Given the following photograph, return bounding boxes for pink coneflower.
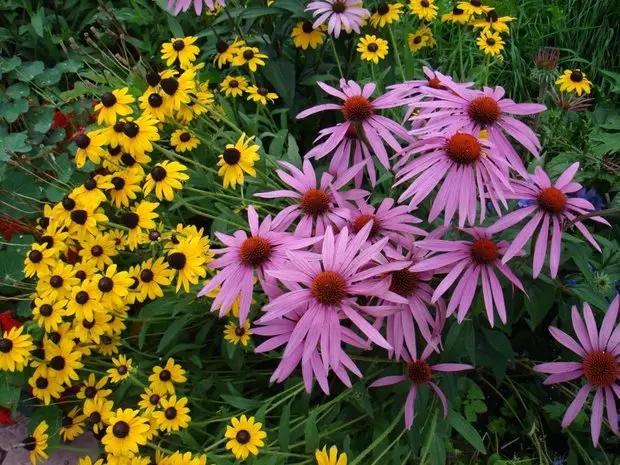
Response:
[534,298,619,446]
[197,206,318,324]
[393,131,512,226]
[370,343,473,428]
[167,0,224,14]
[488,162,609,278]
[257,224,411,388]
[306,0,370,38]
[411,227,524,326]
[253,308,370,394]
[386,67,474,103]
[297,79,411,171]
[409,84,546,176]
[255,159,367,237]
[347,198,426,247]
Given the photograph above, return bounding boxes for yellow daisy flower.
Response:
[120,115,160,158]
[161,37,200,69]
[74,174,113,205]
[138,388,166,414]
[73,310,111,344]
[170,129,200,152]
[167,236,208,293]
[66,279,103,321]
[409,0,437,20]
[214,38,245,68]
[108,169,143,207]
[471,10,514,34]
[139,89,173,122]
[77,374,112,403]
[107,354,134,383]
[73,261,97,283]
[225,415,267,460]
[95,88,135,126]
[94,264,133,309]
[160,69,196,111]
[217,132,260,189]
[357,35,389,64]
[102,408,150,457]
[22,421,48,465]
[79,233,119,270]
[60,406,87,441]
[315,445,348,465]
[143,161,189,201]
[137,257,173,300]
[556,69,592,96]
[152,395,191,432]
[291,21,326,49]
[39,221,71,255]
[148,358,186,395]
[100,120,128,152]
[370,2,403,28]
[221,75,249,98]
[83,397,114,435]
[476,30,505,56]
[36,261,79,301]
[121,201,160,250]
[457,0,492,16]
[29,365,64,405]
[66,207,109,241]
[24,242,56,278]
[0,326,35,372]
[246,85,279,105]
[223,319,252,346]
[231,46,268,72]
[32,297,68,333]
[441,5,471,23]
[46,339,83,385]
[74,130,107,168]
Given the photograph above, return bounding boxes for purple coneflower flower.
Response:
[197,206,318,324]
[534,297,619,446]
[257,224,411,389]
[488,162,609,278]
[393,131,512,226]
[370,342,473,428]
[255,159,367,237]
[297,79,411,172]
[306,0,370,38]
[411,227,524,326]
[409,84,546,176]
[347,198,426,247]
[167,0,224,15]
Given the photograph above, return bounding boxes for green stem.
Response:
[348,405,405,465]
[457,26,464,80]
[330,38,344,78]
[388,25,406,81]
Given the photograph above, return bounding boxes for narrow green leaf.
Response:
[447,411,487,454]
[156,314,191,354]
[278,402,291,452]
[304,411,319,453]
[220,394,263,410]
[31,7,44,37]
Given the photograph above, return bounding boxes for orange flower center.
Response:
[582,351,617,387]
[427,77,442,88]
[342,96,374,122]
[352,214,381,237]
[467,96,501,126]
[389,269,418,297]
[407,359,432,384]
[537,187,566,214]
[311,271,347,306]
[471,238,499,264]
[445,133,482,164]
[300,189,331,216]
[239,237,272,267]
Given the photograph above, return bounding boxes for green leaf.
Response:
[286,134,301,168]
[31,7,45,37]
[262,56,296,108]
[0,56,22,76]
[523,281,556,329]
[6,82,30,99]
[25,106,54,133]
[430,433,446,465]
[483,330,513,361]
[448,411,487,454]
[220,394,263,410]
[278,402,291,452]
[35,68,62,86]
[1,98,29,123]
[156,314,191,354]
[0,372,22,404]
[16,61,45,82]
[55,59,83,74]
[0,132,30,156]
[167,15,184,38]
[304,410,319,453]
[0,249,26,284]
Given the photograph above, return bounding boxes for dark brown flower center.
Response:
[123,122,140,138]
[148,93,163,108]
[172,39,185,51]
[407,359,432,384]
[161,77,179,96]
[168,252,187,270]
[240,237,272,267]
[368,43,379,53]
[342,96,374,122]
[413,36,422,44]
[29,249,43,263]
[140,269,154,283]
[216,40,229,53]
[377,2,390,15]
[389,269,418,297]
[421,0,430,7]
[582,351,617,387]
[467,96,501,126]
[76,270,87,281]
[84,178,97,190]
[445,133,482,164]
[236,430,251,444]
[471,238,499,264]
[302,20,314,33]
[243,49,254,60]
[486,38,496,46]
[179,132,191,142]
[537,187,566,213]
[570,70,583,82]
[151,165,167,182]
[0,339,13,353]
[62,196,76,211]
[113,421,130,438]
[91,245,104,257]
[487,10,498,21]
[311,271,347,306]
[98,277,114,293]
[23,436,37,451]
[234,327,246,336]
[89,412,101,424]
[49,355,66,370]
[48,332,61,344]
[113,122,125,133]
[453,6,464,14]
[146,71,161,87]
[228,79,239,89]
[117,365,128,375]
[75,290,90,305]
[159,369,171,381]
[50,275,63,288]
[165,407,177,420]
[101,92,117,108]
[149,394,160,405]
[122,212,140,229]
[300,189,331,216]
[149,230,161,242]
[257,87,269,96]
[85,386,97,398]
[471,0,482,6]
[352,214,381,237]
[121,153,136,167]
[36,377,48,389]
[82,319,95,329]
[74,134,90,149]
[223,148,241,165]
[70,209,88,225]
[39,304,53,317]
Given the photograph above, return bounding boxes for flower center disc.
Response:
[467,96,501,127]
[537,187,566,213]
[471,238,499,264]
[311,271,347,306]
[332,0,346,13]
[240,237,272,267]
[342,96,374,122]
[377,2,389,14]
[300,189,331,216]
[427,77,442,88]
[352,214,381,237]
[446,133,482,164]
[582,350,617,387]
[407,359,432,384]
[389,269,418,297]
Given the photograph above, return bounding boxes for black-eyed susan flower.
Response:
[137,257,173,300]
[167,236,208,292]
[43,322,73,349]
[231,46,268,72]
[120,116,160,158]
[160,70,196,111]
[108,229,128,251]
[36,262,79,301]
[214,38,245,68]
[79,233,118,270]
[476,30,505,56]
[139,89,172,122]
[408,29,429,52]
[29,366,63,405]
[67,279,102,322]
[217,132,260,189]
[22,421,48,465]
[291,21,326,49]
[152,395,191,432]
[74,130,107,168]
[107,354,134,383]
[161,37,200,69]
[77,374,112,403]
[138,388,165,414]
[221,75,249,98]
[74,174,113,205]
[0,326,35,371]
[143,161,189,201]
[148,358,186,395]
[66,207,109,240]
[46,339,83,385]
[168,452,207,465]
[119,152,151,175]
[101,121,128,153]
[556,69,592,96]
[225,415,266,460]
[79,457,105,465]
[457,0,492,16]
[102,408,150,457]
[108,169,143,208]
[95,88,135,126]
[471,10,514,33]
[223,320,252,346]
[409,0,437,20]
[441,5,470,23]
[102,144,124,172]
[315,445,348,465]
[38,221,70,256]
[60,407,87,441]
[73,262,96,284]
[83,397,114,435]
[121,201,160,250]
[73,310,111,344]
[187,81,215,117]
[32,297,67,333]
[370,2,403,27]
[50,194,81,226]
[24,243,56,278]
[95,264,133,309]
[246,86,279,105]
[170,129,200,152]
[97,333,120,356]
[357,35,389,64]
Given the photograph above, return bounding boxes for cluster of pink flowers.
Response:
[199,72,615,439]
